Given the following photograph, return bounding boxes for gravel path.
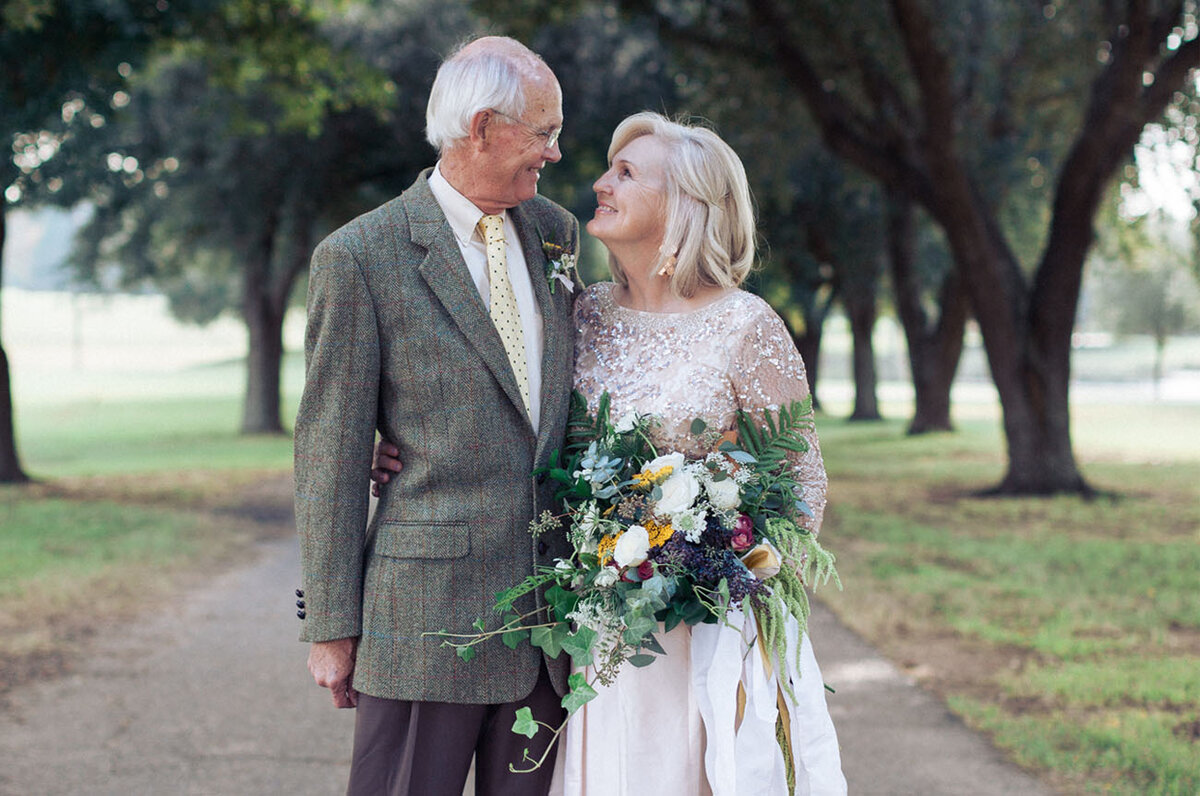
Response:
[0,522,1051,795]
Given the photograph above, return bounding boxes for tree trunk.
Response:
[240,199,313,435]
[885,191,966,434]
[844,284,881,421]
[793,319,824,412]
[242,296,286,434]
[240,211,286,435]
[0,204,31,483]
[780,259,837,413]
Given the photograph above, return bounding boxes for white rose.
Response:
[613,525,651,567]
[644,452,685,476]
[593,567,620,588]
[705,477,741,511]
[613,411,639,433]
[656,471,701,515]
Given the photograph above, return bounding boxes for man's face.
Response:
[476,75,563,210]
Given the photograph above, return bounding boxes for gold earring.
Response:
[657,246,677,277]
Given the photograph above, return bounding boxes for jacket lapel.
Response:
[405,173,531,426]
[511,204,571,460]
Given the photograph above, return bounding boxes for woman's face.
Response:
[586,134,668,259]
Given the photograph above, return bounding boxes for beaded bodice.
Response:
[573,282,827,532]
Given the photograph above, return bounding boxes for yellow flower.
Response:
[644,518,676,549]
[597,533,619,565]
[631,465,674,490]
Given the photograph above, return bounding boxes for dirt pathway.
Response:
[0,498,1050,795]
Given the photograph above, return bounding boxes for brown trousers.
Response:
[346,663,564,796]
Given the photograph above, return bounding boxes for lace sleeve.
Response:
[729,301,827,535]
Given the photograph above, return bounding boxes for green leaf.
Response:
[561,625,598,666]
[661,606,683,633]
[472,618,486,632]
[457,646,476,662]
[502,627,530,649]
[623,614,657,644]
[530,622,568,658]
[546,585,580,622]
[628,654,657,667]
[511,706,539,738]
[641,633,666,655]
[690,417,707,435]
[562,675,598,715]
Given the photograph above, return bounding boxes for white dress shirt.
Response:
[427,164,544,430]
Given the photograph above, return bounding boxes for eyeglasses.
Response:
[489,109,562,149]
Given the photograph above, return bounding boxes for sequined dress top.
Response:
[572,281,827,533]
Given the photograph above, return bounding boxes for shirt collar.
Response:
[428,162,507,246]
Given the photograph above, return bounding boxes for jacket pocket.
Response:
[373,521,470,559]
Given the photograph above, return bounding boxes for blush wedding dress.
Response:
[549,283,846,796]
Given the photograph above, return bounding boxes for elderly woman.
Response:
[376,112,844,794]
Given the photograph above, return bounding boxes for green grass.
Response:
[816,403,1200,794]
[5,345,1199,789]
[0,496,209,598]
[18,395,297,476]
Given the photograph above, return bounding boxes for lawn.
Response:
[3,326,1199,791]
[816,405,1200,795]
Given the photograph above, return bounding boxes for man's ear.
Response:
[467,109,492,151]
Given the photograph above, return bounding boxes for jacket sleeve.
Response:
[294,234,380,642]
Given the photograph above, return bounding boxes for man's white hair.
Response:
[425,37,547,153]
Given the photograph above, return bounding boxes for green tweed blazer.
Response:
[295,169,578,704]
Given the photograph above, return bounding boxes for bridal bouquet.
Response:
[431,390,838,772]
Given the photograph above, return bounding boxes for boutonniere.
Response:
[541,238,578,294]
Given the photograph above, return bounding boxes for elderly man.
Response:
[294,36,578,795]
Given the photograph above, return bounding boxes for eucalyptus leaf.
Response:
[641,633,666,655]
[628,654,657,667]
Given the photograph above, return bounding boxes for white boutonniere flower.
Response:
[541,239,577,294]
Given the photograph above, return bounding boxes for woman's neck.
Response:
[614,262,729,314]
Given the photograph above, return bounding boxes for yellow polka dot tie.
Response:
[478,214,531,419]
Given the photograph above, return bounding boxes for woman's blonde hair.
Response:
[605,112,756,297]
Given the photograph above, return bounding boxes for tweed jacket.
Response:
[295,169,579,704]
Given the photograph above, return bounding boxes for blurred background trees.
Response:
[4,0,1199,492]
[2,0,224,481]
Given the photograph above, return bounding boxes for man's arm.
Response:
[294,235,381,700]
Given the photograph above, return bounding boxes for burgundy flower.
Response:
[730,515,754,552]
[637,560,655,580]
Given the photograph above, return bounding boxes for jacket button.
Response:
[296,588,304,598]
[537,541,548,555]
[536,472,546,485]
[297,609,307,620]
[296,600,306,609]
